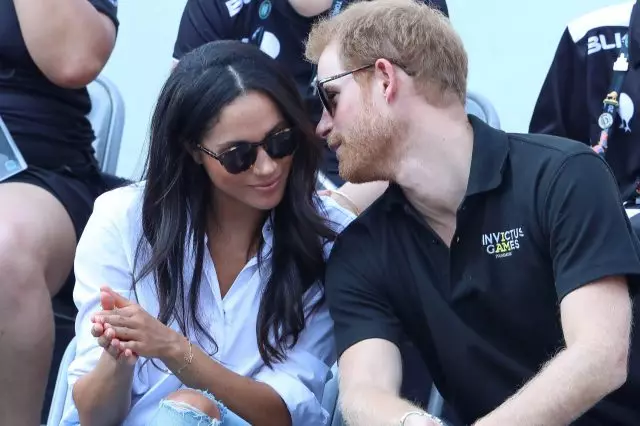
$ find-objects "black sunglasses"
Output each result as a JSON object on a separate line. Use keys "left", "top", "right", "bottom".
{"left": 197, "top": 128, "right": 298, "bottom": 174}
{"left": 315, "top": 64, "right": 374, "bottom": 116}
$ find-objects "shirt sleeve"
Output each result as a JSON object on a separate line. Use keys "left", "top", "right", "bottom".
{"left": 62, "top": 190, "right": 149, "bottom": 423}
{"left": 88, "top": 0, "right": 119, "bottom": 28}
{"left": 173, "top": 0, "right": 233, "bottom": 61}
{"left": 324, "top": 222, "right": 404, "bottom": 357}
{"left": 529, "top": 28, "right": 588, "bottom": 143}
{"left": 543, "top": 152, "right": 640, "bottom": 300}
{"left": 253, "top": 286, "right": 335, "bottom": 426}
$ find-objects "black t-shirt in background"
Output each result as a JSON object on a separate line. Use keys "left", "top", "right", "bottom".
{"left": 0, "top": 0, "right": 119, "bottom": 170}
{"left": 173, "top": 0, "right": 448, "bottom": 185}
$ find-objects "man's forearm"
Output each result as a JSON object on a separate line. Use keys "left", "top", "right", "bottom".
{"left": 475, "top": 345, "right": 627, "bottom": 426}
{"left": 342, "top": 385, "right": 443, "bottom": 426}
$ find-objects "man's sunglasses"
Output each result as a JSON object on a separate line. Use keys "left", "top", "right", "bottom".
{"left": 315, "top": 64, "right": 374, "bottom": 116}
{"left": 197, "top": 128, "right": 298, "bottom": 174}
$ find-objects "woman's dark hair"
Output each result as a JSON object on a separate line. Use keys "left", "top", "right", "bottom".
{"left": 134, "top": 40, "right": 337, "bottom": 366}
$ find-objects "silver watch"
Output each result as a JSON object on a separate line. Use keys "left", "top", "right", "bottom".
{"left": 400, "top": 410, "right": 446, "bottom": 426}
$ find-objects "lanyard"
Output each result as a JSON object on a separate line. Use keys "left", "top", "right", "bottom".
{"left": 591, "top": 34, "right": 631, "bottom": 155}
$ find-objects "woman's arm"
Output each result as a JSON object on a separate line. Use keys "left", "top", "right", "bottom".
{"left": 325, "top": 180, "right": 389, "bottom": 215}
{"left": 165, "top": 340, "right": 293, "bottom": 426}
{"left": 66, "top": 188, "right": 148, "bottom": 425}
{"left": 100, "top": 285, "right": 335, "bottom": 426}
{"left": 72, "top": 350, "right": 136, "bottom": 426}
{"left": 12, "top": 0, "right": 117, "bottom": 88}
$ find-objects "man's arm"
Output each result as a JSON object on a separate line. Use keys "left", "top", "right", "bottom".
{"left": 13, "top": 0, "right": 117, "bottom": 88}
{"left": 340, "top": 339, "right": 442, "bottom": 426}
{"left": 173, "top": 0, "right": 231, "bottom": 64}
{"left": 325, "top": 225, "right": 444, "bottom": 426}
{"left": 476, "top": 152, "right": 639, "bottom": 425}
{"left": 474, "top": 276, "right": 631, "bottom": 426}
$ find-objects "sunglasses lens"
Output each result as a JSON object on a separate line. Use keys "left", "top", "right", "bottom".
{"left": 266, "top": 130, "right": 297, "bottom": 158}
{"left": 219, "top": 144, "right": 257, "bottom": 174}
{"left": 317, "top": 84, "right": 333, "bottom": 116}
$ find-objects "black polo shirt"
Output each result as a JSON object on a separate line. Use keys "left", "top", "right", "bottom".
{"left": 0, "top": 0, "right": 119, "bottom": 169}
{"left": 325, "top": 115, "right": 640, "bottom": 425}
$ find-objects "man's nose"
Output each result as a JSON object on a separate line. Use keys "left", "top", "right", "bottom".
{"left": 315, "top": 109, "right": 333, "bottom": 139}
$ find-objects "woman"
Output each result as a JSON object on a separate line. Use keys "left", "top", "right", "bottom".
{"left": 63, "top": 40, "right": 354, "bottom": 426}
{"left": 0, "top": 0, "right": 117, "bottom": 422}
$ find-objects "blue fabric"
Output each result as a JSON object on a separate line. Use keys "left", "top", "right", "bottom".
{"left": 148, "top": 390, "right": 251, "bottom": 426}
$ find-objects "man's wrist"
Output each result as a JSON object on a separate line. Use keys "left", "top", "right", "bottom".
{"left": 401, "top": 411, "right": 446, "bottom": 426}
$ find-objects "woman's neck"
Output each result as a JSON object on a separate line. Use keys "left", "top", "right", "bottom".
{"left": 207, "top": 191, "right": 267, "bottom": 256}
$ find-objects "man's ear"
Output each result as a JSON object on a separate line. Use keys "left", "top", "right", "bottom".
{"left": 374, "top": 58, "right": 399, "bottom": 104}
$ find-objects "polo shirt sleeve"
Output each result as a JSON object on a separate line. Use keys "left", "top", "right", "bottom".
{"left": 544, "top": 152, "right": 640, "bottom": 300}
{"left": 173, "top": 0, "right": 233, "bottom": 61}
{"left": 89, "top": 0, "right": 119, "bottom": 29}
{"left": 324, "top": 223, "right": 403, "bottom": 356}
{"left": 62, "top": 189, "right": 149, "bottom": 423}
{"left": 253, "top": 286, "right": 335, "bottom": 426}
{"left": 529, "top": 27, "right": 589, "bottom": 143}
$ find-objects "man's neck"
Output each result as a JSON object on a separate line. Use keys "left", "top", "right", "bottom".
{"left": 393, "top": 106, "right": 473, "bottom": 228}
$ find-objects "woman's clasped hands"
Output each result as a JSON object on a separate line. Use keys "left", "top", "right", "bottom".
{"left": 91, "top": 286, "right": 188, "bottom": 369}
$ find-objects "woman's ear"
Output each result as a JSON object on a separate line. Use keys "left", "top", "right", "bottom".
{"left": 185, "top": 141, "right": 204, "bottom": 165}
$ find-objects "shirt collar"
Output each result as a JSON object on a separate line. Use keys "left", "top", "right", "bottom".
{"left": 383, "top": 114, "right": 510, "bottom": 209}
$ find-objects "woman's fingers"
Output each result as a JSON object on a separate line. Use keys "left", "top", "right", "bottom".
{"left": 91, "top": 322, "right": 104, "bottom": 337}
{"left": 96, "top": 326, "right": 115, "bottom": 349}
{"left": 106, "top": 324, "right": 137, "bottom": 341}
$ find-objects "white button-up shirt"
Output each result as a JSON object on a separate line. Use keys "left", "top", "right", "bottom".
{"left": 62, "top": 183, "right": 354, "bottom": 425}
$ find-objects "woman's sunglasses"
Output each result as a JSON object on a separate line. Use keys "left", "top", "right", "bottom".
{"left": 197, "top": 128, "right": 298, "bottom": 174}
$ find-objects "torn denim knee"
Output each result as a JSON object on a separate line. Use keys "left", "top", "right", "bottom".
{"left": 155, "top": 390, "right": 229, "bottom": 426}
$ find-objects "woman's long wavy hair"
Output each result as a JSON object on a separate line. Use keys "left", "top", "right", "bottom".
{"left": 133, "top": 40, "right": 337, "bottom": 366}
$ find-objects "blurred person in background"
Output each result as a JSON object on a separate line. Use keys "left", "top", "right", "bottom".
{"left": 0, "top": 0, "right": 118, "bottom": 423}
{"left": 530, "top": 1, "right": 639, "bottom": 230}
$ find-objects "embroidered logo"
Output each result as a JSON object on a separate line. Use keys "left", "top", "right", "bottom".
{"left": 481, "top": 227, "right": 525, "bottom": 259}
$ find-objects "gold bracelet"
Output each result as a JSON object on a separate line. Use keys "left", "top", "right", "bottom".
{"left": 176, "top": 340, "right": 193, "bottom": 375}
{"left": 329, "top": 190, "right": 361, "bottom": 215}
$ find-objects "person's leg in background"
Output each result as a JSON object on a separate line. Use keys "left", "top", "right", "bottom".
{"left": 0, "top": 182, "right": 77, "bottom": 425}
{"left": 149, "top": 389, "right": 251, "bottom": 426}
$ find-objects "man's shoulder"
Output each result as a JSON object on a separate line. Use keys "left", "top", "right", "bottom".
{"left": 329, "top": 192, "right": 395, "bottom": 255}
{"left": 507, "top": 131, "right": 594, "bottom": 160}
{"left": 567, "top": 1, "right": 633, "bottom": 44}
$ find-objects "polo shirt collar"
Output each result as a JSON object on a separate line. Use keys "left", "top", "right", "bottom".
{"left": 465, "top": 114, "right": 510, "bottom": 196}
{"left": 382, "top": 115, "right": 509, "bottom": 209}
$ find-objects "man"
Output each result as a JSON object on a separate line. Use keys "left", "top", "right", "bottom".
{"left": 305, "top": 0, "right": 640, "bottom": 424}
{"left": 530, "top": 2, "right": 639, "bottom": 214}
{"left": 173, "top": 0, "right": 447, "bottom": 187}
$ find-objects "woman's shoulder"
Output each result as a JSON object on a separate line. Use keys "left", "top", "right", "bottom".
{"left": 314, "top": 193, "right": 356, "bottom": 234}
{"left": 91, "top": 181, "right": 146, "bottom": 230}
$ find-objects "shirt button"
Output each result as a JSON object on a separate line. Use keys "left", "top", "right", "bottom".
{"left": 455, "top": 236, "right": 460, "bottom": 243}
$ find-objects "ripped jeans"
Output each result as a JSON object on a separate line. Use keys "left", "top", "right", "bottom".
{"left": 148, "top": 390, "right": 251, "bottom": 426}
